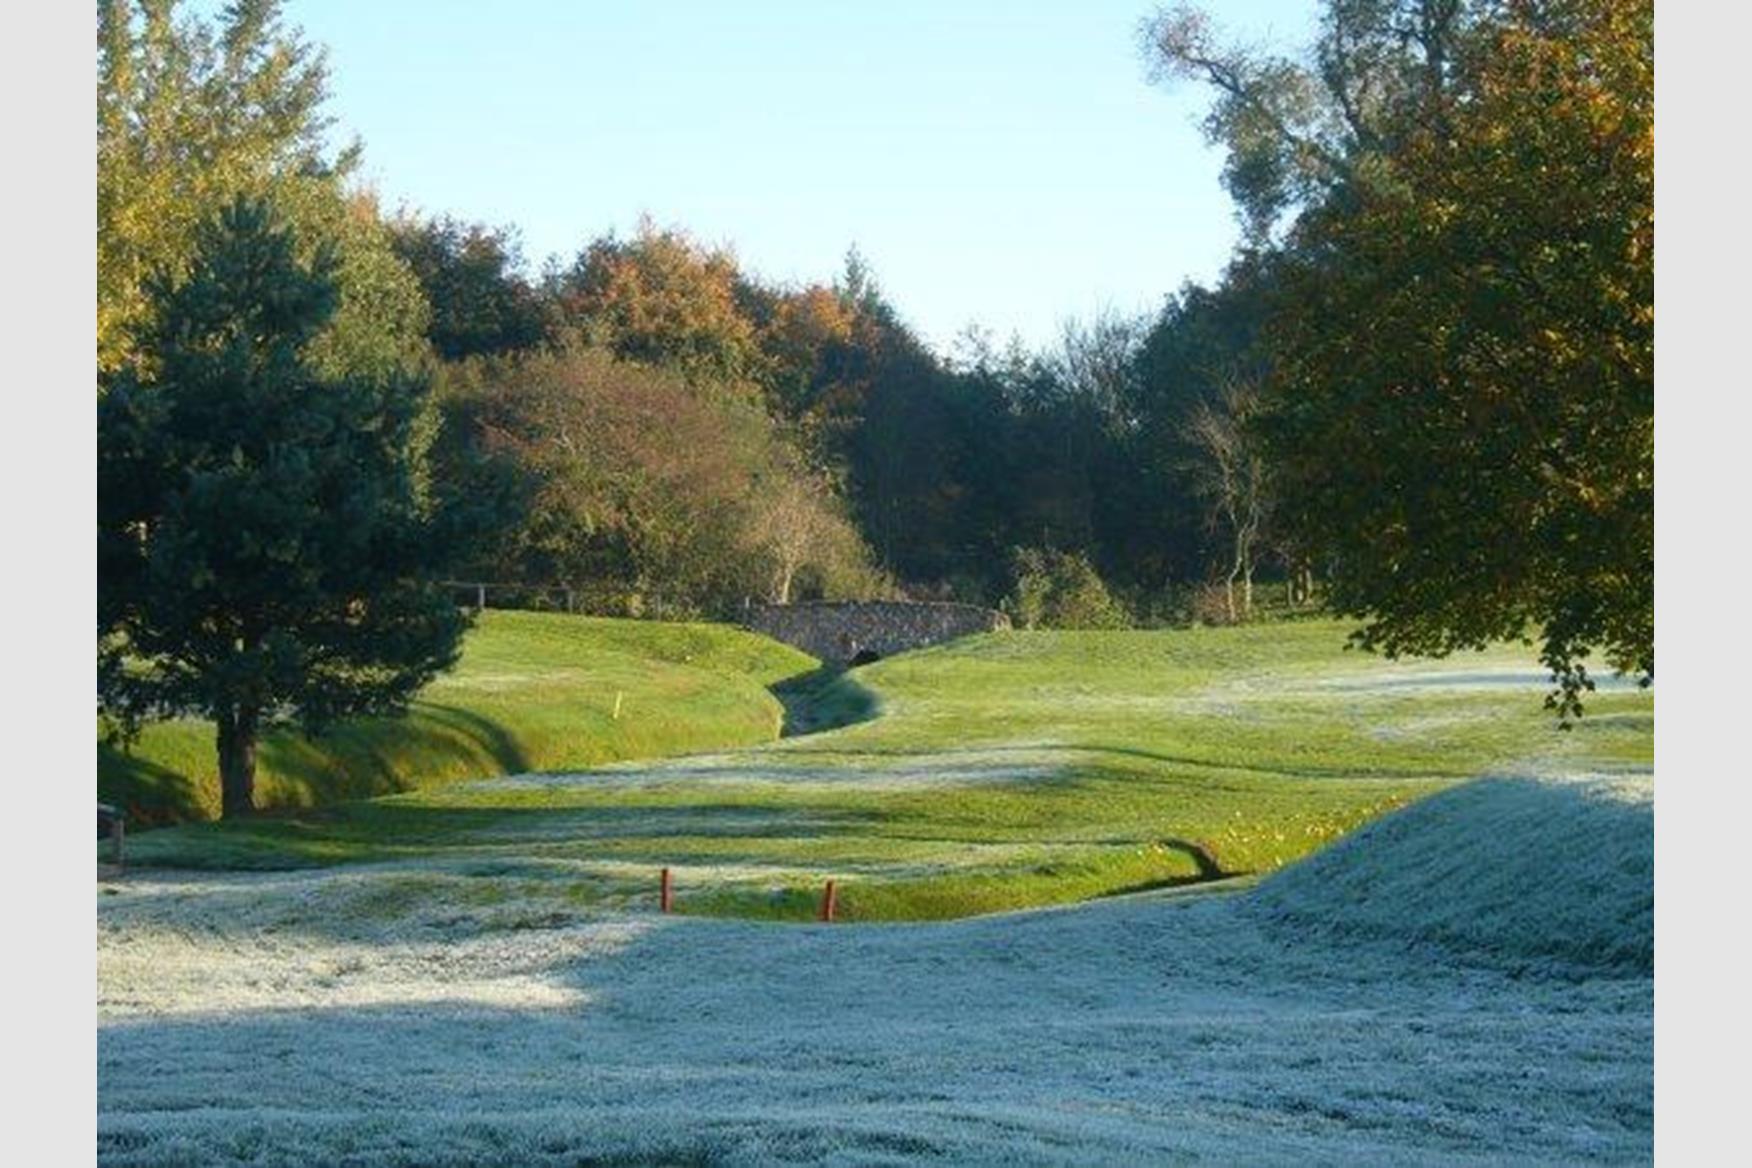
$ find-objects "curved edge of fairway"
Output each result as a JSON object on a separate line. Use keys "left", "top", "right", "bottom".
{"left": 98, "top": 610, "right": 820, "bottom": 826}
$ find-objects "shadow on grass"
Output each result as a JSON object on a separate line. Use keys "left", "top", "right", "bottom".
{"left": 768, "top": 665, "right": 880, "bottom": 738}
{"left": 259, "top": 703, "right": 535, "bottom": 807}
{"left": 776, "top": 740, "right": 1454, "bottom": 782}
{"left": 103, "top": 703, "right": 539, "bottom": 828}
{"left": 132, "top": 733, "right": 1382, "bottom": 857}
{"left": 124, "top": 799, "right": 863, "bottom": 872}
{"left": 97, "top": 741, "right": 205, "bottom": 828}
{"left": 96, "top": 824, "right": 1655, "bottom": 1167}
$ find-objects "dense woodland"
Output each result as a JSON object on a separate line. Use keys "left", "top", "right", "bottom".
{"left": 321, "top": 202, "right": 1298, "bottom": 627}
{"left": 92, "top": 1, "right": 1358, "bottom": 627}
{"left": 99, "top": 0, "right": 1652, "bottom": 812}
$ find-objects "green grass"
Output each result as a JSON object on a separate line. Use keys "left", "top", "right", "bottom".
{"left": 115, "top": 618, "right": 1653, "bottom": 922}
{"left": 98, "top": 610, "right": 816, "bottom": 824}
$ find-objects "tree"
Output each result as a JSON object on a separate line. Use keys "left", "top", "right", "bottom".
{"left": 98, "top": 198, "right": 469, "bottom": 817}
{"left": 548, "top": 220, "right": 761, "bottom": 386}
{"left": 748, "top": 465, "right": 835, "bottom": 605}
{"left": 435, "top": 344, "right": 883, "bottom": 615}
{"left": 749, "top": 283, "right": 860, "bottom": 425}
{"left": 388, "top": 214, "right": 547, "bottom": 360}
{"left": 1183, "top": 379, "right": 1272, "bottom": 622}
{"left": 1004, "top": 548, "right": 1129, "bottom": 631}
{"left": 1110, "top": 260, "right": 1279, "bottom": 592}
{"left": 99, "top": 0, "right": 428, "bottom": 381}
{"left": 1146, "top": 0, "right": 1652, "bottom": 716}
{"left": 1140, "top": 0, "right": 1473, "bottom": 243}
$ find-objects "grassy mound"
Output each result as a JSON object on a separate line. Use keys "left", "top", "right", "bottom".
{"left": 98, "top": 611, "right": 816, "bottom": 824}
{"left": 1250, "top": 772, "right": 1653, "bottom": 978}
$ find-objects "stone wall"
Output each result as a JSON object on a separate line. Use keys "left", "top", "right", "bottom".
{"left": 743, "top": 601, "right": 1010, "bottom": 666}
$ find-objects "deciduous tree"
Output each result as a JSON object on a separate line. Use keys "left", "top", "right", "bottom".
{"left": 549, "top": 220, "right": 760, "bottom": 386}
{"left": 1184, "top": 379, "right": 1272, "bottom": 622}
{"left": 388, "top": 215, "right": 547, "bottom": 360}
{"left": 436, "top": 345, "right": 882, "bottom": 614}
{"left": 99, "top": 0, "right": 427, "bottom": 381}
{"left": 1146, "top": 0, "right": 1653, "bottom": 715}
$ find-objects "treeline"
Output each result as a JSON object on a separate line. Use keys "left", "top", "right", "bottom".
{"left": 99, "top": 0, "right": 1653, "bottom": 714}
{"left": 395, "top": 213, "right": 1292, "bottom": 624}
{"left": 97, "top": 0, "right": 1305, "bottom": 630}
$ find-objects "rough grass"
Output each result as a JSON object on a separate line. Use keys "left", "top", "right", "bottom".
{"left": 97, "top": 611, "right": 816, "bottom": 825}
{"left": 118, "top": 619, "right": 1653, "bottom": 924}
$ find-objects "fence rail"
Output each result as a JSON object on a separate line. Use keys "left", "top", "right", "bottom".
{"left": 443, "top": 580, "right": 577, "bottom": 614}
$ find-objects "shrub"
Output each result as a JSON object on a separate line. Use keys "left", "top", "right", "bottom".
{"left": 1004, "top": 549, "right": 1130, "bottom": 630}
{"left": 1189, "top": 581, "right": 1240, "bottom": 626}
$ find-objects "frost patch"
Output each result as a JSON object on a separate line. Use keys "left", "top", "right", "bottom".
{"left": 99, "top": 868, "right": 655, "bottom": 1019}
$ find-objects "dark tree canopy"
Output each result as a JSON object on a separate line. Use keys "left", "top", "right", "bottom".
{"left": 388, "top": 215, "right": 547, "bottom": 361}
{"left": 98, "top": 197, "right": 470, "bottom": 816}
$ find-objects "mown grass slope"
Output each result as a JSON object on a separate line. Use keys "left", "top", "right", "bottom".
{"left": 120, "top": 618, "right": 1653, "bottom": 921}
{"left": 98, "top": 611, "right": 815, "bottom": 824}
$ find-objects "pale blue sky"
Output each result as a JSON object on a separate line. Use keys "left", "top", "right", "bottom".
{"left": 272, "top": 0, "right": 1319, "bottom": 352}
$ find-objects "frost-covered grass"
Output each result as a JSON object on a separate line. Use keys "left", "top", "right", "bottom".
{"left": 120, "top": 621, "right": 1652, "bottom": 924}
{"left": 98, "top": 611, "right": 815, "bottom": 824}
{"left": 98, "top": 770, "right": 1652, "bottom": 1165}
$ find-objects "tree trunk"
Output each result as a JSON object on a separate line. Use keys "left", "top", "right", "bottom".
{"left": 775, "top": 559, "right": 795, "bottom": 606}
{"left": 1226, "top": 525, "right": 1247, "bottom": 623}
{"left": 216, "top": 705, "right": 260, "bottom": 819}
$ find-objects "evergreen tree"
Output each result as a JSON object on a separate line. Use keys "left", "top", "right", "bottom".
{"left": 99, "top": 198, "right": 469, "bottom": 817}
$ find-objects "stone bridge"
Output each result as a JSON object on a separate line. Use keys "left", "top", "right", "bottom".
{"left": 742, "top": 600, "right": 1010, "bottom": 667}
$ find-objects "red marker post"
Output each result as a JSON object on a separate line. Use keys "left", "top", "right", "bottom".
{"left": 660, "top": 867, "right": 674, "bottom": 913}
{"left": 819, "top": 879, "right": 838, "bottom": 923}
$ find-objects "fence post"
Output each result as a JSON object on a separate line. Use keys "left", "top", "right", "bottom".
{"left": 660, "top": 867, "right": 673, "bottom": 913}
{"left": 476, "top": 583, "right": 486, "bottom": 613}
{"left": 819, "top": 879, "right": 838, "bottom": 923}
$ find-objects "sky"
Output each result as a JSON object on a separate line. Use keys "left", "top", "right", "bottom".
{"left": 268, "top": 0, "right": 1321, "bottom": 354}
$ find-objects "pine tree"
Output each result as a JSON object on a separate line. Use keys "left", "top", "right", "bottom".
{"left": 99, "top": 197, "right": 469, "bottom": 817}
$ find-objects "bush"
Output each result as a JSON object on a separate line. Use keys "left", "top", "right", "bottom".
{"left": 1004, "top": 549, "right": 1130, "bottom": 630}
{"left": 1189, "top": 581, "right": 1239, "bottom": 626}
